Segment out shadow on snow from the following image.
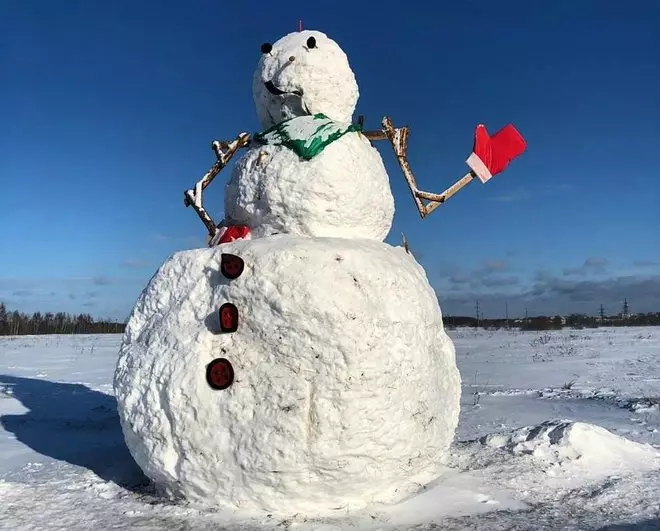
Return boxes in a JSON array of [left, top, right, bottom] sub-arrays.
[[0, 374, 149, 492], [598, 520, 660, 530]]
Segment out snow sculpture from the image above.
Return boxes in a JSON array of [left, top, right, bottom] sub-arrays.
[[114, 28, 525, 516], [226, 30, 394, 241]]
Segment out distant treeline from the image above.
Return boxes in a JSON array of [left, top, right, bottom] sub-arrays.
[[443, 313, 660, 330], [0, 302, 126, 336], [3, 300, 659, 336]]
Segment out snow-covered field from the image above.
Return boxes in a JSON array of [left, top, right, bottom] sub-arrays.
[[1, 327, 659, 530]]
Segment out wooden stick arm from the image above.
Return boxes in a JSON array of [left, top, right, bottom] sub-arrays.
[[362, 116, 476, 218], [212, 132, 251, 168], [379, 117, 429, 218], [184, 116, 482, 240], [184, 132, 251, 237], [420, 172, 476, 216], [362, 130, 388, 141]]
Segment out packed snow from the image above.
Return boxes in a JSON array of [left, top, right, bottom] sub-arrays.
[[114, 237, 460, 515], [225, 130, 394, 241], [2, 327, 659, 529]]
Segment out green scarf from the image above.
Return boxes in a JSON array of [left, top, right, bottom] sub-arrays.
[[253, 113, 361, 161]]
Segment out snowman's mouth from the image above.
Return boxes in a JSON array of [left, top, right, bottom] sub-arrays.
[[265, 80, 303, 97]]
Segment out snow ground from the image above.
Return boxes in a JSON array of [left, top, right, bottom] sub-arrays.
[[1, 328, 659, 530]]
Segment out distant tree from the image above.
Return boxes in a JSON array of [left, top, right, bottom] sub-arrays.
[[31, 311, 42, 335], [0, 302, 7, 334], [43, 312, 54, 334], [0, 303, 125, 336], [11, 310, 22, 335]]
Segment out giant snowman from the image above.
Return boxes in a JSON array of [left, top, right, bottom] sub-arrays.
[[114, 30, 461, 516]]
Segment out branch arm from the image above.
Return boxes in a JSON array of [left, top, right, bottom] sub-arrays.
[[362, 130, 389, 141], [381, 117, 428, 218], [364, 117, 479, 217], [184, 132, 251, 236], [419, 172, 476, 216]]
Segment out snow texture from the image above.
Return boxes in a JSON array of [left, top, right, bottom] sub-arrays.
[[114, 236, 461, 515], [253, 31, 358, 129], [3, 328, 660, 530], [481, 420, 659, 471], [225, 131, 394, 241]]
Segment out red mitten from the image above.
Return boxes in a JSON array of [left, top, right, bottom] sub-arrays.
[[466, 124, 527, 183], [210, 225, 252, 246]]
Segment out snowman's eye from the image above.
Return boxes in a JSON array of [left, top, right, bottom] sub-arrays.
[[261, 42, 273, 54], [306, 36, 316, 49]]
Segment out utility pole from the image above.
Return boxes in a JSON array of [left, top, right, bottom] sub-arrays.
[[599, 304, 605, 324], [525, 307, 528, 325], [505, 302, 509, 329], [622, 298, 630, 319], [475, 299, 480, 328]]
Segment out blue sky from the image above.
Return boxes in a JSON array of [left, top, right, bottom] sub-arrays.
[[1, 0, 659, 320]]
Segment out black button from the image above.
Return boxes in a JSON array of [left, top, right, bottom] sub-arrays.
[[219, 303, 239, 333], [221, 253, 245, 280], [206, 358, 234, 390]]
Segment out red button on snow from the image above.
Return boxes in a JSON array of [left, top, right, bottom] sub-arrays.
[[219, 302, 239, 333], [221, 253, 244, 280], [206, 358, 234, 390]]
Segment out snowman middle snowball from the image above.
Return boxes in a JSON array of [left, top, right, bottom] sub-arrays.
[[224, 30, 395, 241]]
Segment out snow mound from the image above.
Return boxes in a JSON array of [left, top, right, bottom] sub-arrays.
[[114, 236, 461, 516], [481, 420, 660, 471]]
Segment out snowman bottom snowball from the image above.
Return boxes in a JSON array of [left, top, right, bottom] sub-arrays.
[[114, 236, 461, 515]]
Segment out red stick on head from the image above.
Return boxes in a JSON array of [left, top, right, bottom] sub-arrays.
[[298, 19, 303, 32]]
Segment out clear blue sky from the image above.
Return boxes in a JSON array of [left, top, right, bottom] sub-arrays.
[[1, 0, 659, 320]]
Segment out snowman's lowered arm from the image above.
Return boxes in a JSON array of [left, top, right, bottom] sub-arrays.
[[362, 116, 526, 219], [184, 133, 251, 237]]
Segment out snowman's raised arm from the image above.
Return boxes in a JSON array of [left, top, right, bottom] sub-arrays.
[[362, 116, 526, 218], [184, 132, 251, 237], [360, 117, 470, 218]]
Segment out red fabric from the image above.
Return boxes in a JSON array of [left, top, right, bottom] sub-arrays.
[[217, 225, 251, 244], [472, 124, 527, 176]]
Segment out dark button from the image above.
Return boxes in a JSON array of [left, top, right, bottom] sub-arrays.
[[219, 303, 239, 333], [221, 253, 245, 280], [206, 358, 234, 390]]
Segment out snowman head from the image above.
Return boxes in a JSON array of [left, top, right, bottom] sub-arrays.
[[253, 30, 359, 129]]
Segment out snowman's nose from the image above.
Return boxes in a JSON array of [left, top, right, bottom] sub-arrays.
[[288, 56, 296, 63]]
